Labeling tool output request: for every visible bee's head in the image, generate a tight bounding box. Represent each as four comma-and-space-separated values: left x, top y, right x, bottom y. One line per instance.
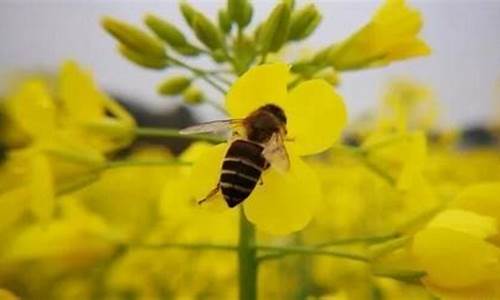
261, 104, 287, 125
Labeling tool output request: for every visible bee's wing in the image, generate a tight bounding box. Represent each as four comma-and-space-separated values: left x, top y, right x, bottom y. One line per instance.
180, 119, 244, 137
262, 132, 290, 173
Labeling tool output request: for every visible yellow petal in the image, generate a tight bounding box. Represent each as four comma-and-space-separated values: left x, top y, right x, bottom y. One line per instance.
0, 188, 28, 232
29, 153, 55, 222
453, 182, 500, 222
0, 289, 18, 300
188, 143, 228, 210
58, 60, 104, 121
8, 80, 57, 140
397, 131, 427, 189
427, 209, 497, 240
422, 278, 500, 300
225, 63, 289, 118
413, 227, 500, 288
244, 154, 321, 235
282, 79, 347, 155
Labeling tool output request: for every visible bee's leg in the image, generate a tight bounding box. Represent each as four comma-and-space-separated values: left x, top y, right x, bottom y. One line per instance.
197, 183, 220, 205
259, 162, 270, 186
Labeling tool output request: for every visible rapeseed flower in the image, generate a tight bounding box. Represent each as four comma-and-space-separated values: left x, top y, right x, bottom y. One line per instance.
0, 61, 134, 224
189, 63, 347, 235
77, 146, 177, 241
329, 0, 430, 70
378, 79, 437, 133
411, 185, 500, 299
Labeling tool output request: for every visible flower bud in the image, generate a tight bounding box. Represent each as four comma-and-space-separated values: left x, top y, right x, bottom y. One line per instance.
287, 4, 321, 41
283, 0, 295, 10
228, 0, 253, 28
175, 45, 202, 56
144, 14, 187, 48
317, 68, 340, 86
183, 86, 204, 104
218, 9, 232, 34
179, 1, 197, 27
117, 44, 168, 70
144, 14, 201, 56
211, 49, 227, 63
157, 76, 192, 96
192, 14, 224, 50
257, 2, 291, 53
101, 16, 166, 59
233, 34, 256, 74
312, 44, 336, 66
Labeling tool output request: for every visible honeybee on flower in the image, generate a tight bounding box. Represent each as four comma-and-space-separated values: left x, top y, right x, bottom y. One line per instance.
186, 63, 347, 235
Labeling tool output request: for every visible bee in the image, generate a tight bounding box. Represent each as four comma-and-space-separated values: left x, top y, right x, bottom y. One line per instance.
180, 104, 290, 208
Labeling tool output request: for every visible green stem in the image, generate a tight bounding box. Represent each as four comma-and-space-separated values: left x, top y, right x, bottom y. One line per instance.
239, 209, 258, 300
361, 134, 407, 153
210, 73, 232, 86
91, 245, 128, 300
204, 98, 228, 114
258, 245, 370, 263
372, 268, 426, 283
259, 53, 268, 65
134, 127, 224, 143
360, 157, 396, 185
368, 236, 411, 259
56, 173, 101, 196
315, 232, 401, 248
332, 144, 396, 185
167, 55, 228, 95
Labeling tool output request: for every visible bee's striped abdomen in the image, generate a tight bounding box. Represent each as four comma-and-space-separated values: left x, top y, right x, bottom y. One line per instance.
220, 140, 266, 207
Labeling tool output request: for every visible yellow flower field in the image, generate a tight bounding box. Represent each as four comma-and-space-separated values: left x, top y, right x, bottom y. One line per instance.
0, 0, 499, 299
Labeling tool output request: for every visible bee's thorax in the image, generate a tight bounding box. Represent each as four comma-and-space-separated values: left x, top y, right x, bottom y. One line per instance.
244, 104, 287, 144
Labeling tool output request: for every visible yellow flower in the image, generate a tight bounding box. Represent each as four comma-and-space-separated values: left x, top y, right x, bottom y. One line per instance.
1, 197, 115, 270
77, 146, 176, 241
378, 79, 437, 132
412, 209, 500, 297
329, 0, 430, 70
189, 63, 347, 235
0, 60, 135, 223
452, 182, 500, 242
58, 61, 136, 153
0, 289, 18, 300
362, 130, 427, 190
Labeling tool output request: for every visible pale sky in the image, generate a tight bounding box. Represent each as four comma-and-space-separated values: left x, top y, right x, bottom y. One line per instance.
1, 0, 499, 128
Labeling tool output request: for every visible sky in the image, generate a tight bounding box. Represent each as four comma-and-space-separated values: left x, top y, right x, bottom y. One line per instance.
1, 0, 499, 128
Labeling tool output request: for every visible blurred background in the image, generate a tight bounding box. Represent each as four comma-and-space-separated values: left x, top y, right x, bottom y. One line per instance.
1, 0, 499, 129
